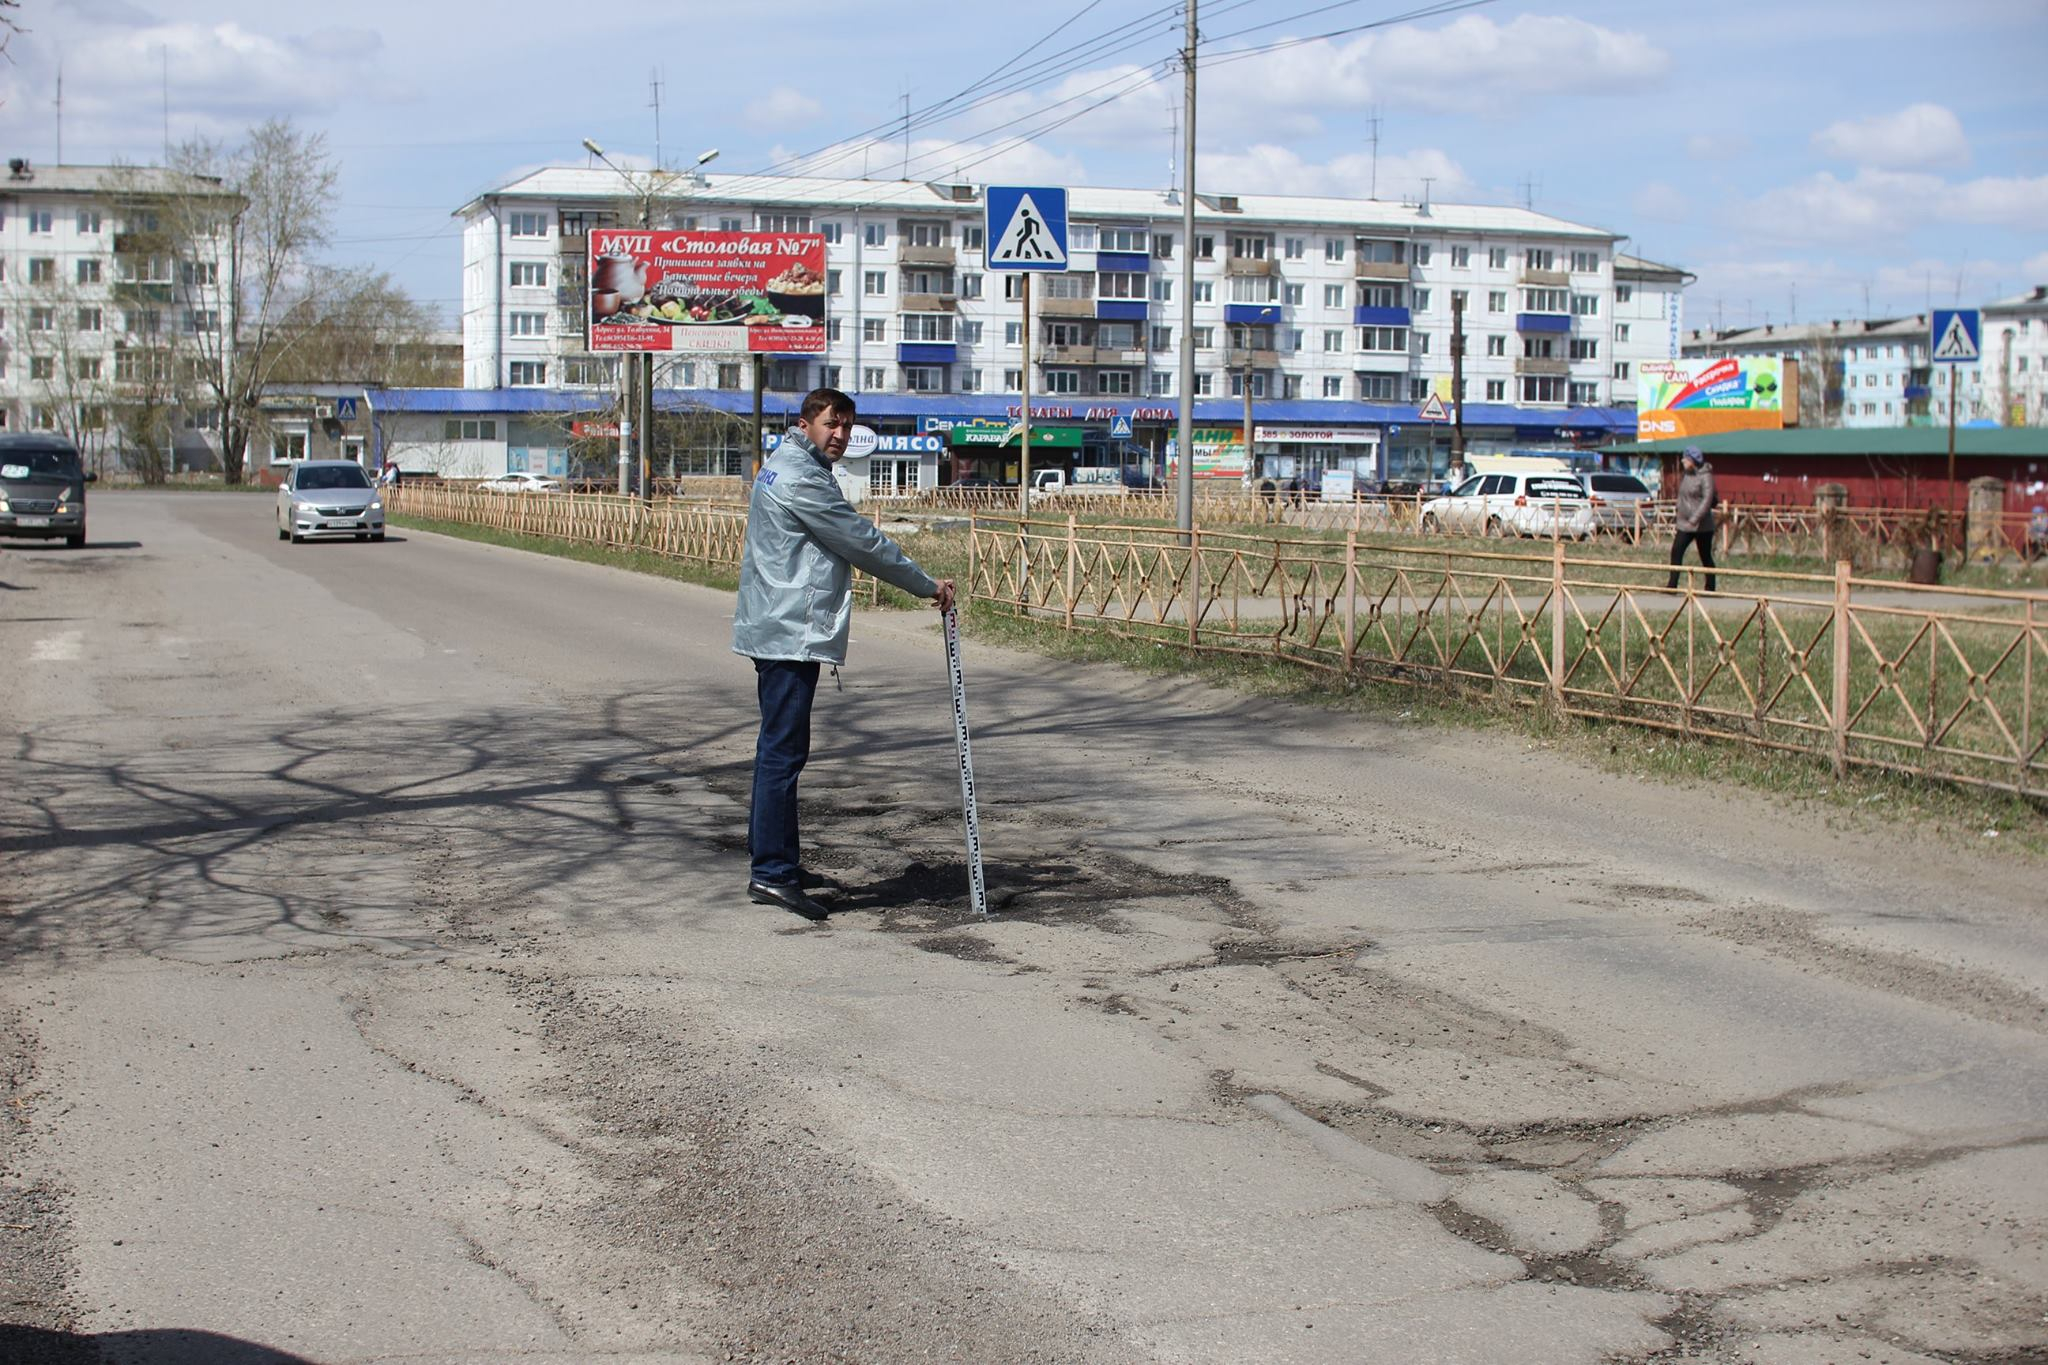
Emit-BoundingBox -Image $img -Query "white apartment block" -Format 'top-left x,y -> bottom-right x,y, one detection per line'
1983,285 -> 2048,429
1609,253 -> 1691,402
0,158 -> 236,468
456,171 -> 1646,416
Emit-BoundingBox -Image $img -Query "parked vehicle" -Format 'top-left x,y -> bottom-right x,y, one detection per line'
1418,471 -> 1595,539
0,435 -> 93,548
477,472 -> 563,494
1031,467 -> 1133,495
1581,471 -> 1658,534
277,461 -> 385,543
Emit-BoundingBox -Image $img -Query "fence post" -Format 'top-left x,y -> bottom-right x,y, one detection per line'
1344,530 -> 1358,671
1831,558 -> 1851,778
967,514 -> 978,605
1188,527 -> 1202,648
1551,538 -> 1567,711
2024,596 -> 2035,796
1064,513 -> 1077,629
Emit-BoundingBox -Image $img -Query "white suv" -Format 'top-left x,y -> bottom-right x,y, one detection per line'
1420,471 -> 1595,540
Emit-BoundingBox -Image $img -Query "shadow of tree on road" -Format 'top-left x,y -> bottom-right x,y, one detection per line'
0,1325 -> 313,1364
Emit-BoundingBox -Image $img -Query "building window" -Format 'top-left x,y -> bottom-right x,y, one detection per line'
903,314 -> 953,342
1409,378 -> 1431,402
1569,338 -> 1599,360
1358,238 -> 1407,265
1570,250 -> 1600,272
77,307 -> 102,332
1487,247 -> 1508,269
718,217 -> 743,233
1193,372 -> 1214,396
821,366 -> 843,388
821,222 -> 843,245
1228,276 -> 1277,303
757,213 -> 812,232
1229,234 -> 1270,260
272,431 -> 309,463
1417,332 -> 1431,354
862,318 -> 887,342
77,259 -> 103,285
1415,244 -> 1433,266
1322,329 -> 1345,353
77,209 -> 104,234
564,357 -> 616,386
960,272 -> 983,300
1358,373 -> 1397,401
1486,379 -> 1506,400
1613,361 -> 1631,380
1195,234 -> 1215,260
1069,224 -> 1097,251
1571,293 -> 1599,317
508,361 -> 546,386
863,222 -> 887,247
1100,271 -> 1146,300
1192,281 -> 1214,304
1358,283 -> 1404,309
1283,283 -> 1304,307
509,311 -> 546,337
509,262 -> 547,287
1520,376 -> 1566,404
27,211 -> 53,234
1323,284 -> 1345,309
1525,248 -> 1556,271
183,308 -> 220,334
1615,323 -> 1632,342
826,269 -> 843,295
1321,376 -> 1343,398
1282,236 -> 1305,260
1041,273 -> 1093,301
29,356 -> 54,380
959,320 -> 983,345
508,212 -> 548,237
1150,278 -> 1174,303
1005,322 -> 1022,346
28,258 -> 55,284
29,307 -> 55,332
903,365 -> 944,392
963,225 -> 984,251
443,419 -> 499,441
1097,370 -> 1134,396
1285,327 -> 1304,351
1357,326 -> 1407,353
1522,287 -> 1569,313
1320,237 -> 1342,262
1150,324 -> 1173,350
1100,225 -> 1149,252
1616,284 -> 1634,303
1003,368 -> 1022,390
1451,245 -> 1471,268
1192,326 -> 1214,350
74,357 -> 102,381
1488,290 -> 1507,314
1044,369 -> 1080,394
863,271 -> 887,296
1570,381 -> 1600,405
1523,336 -> 1558,359
1486,334 -> 1505,357
1150,371 -> 1174,396
1413,288 -> 1432,311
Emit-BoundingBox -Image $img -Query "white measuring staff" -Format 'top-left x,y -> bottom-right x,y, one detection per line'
943,606 -> 989,918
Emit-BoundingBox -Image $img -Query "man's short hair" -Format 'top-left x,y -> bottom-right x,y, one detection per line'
799,387 -> 856,422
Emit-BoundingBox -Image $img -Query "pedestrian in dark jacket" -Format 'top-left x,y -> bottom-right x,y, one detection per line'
1667,446 -> 1718,593
732,387 -> 955,921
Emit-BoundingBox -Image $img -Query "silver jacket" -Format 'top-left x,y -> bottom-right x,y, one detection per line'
731,431 -> 939,664
1675,461 -> 1718,532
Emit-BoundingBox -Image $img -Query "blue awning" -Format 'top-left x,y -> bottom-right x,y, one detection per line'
1095,251 -> 1150,273
1516,313 -> 1572,334
1354,306 -> 1412,327
897,343 -> 958,365
1223,304 -> 1283,325
1096,300 -> 1148,322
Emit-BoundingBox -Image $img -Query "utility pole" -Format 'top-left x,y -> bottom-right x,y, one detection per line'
1241,357 -> 1254,489
1020,274 -> 1034,515
1176,0 -> 1197,535
1450,291 -> 1467,473
751,355 -> 766,479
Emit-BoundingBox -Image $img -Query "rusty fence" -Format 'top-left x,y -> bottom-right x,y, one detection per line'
970,515 -> 2048,797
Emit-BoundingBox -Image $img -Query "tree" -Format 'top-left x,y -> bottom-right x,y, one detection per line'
165,118 -> 341,484
4,269 -> 113,470
263,269 -> 455,389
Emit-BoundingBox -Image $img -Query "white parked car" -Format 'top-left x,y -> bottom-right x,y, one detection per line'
1419,471 -> 1596,540
477,472 -> 563,494
277,460 -> 384,543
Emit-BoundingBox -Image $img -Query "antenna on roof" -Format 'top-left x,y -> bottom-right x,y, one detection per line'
1366,105 -> 1381,201
1518,175 -> 1538,212
54,56 -> 63,165
162,45 -> 170,165
649,68 -> 664,168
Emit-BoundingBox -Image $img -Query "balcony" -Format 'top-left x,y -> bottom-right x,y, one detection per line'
1515,355 -> 1569,377
1040,344 -> 1098,364
1355,255 -> 1411,281
1036,294 -> 1096,318
1354,305 -> 1412,328
1354,349 -> 1410,372
1224,347 -> 1281,369
900,244 -> 956,267
1516,312 -> 1572,334
558,232 -> 588,258
1098,348 -> 1145,367
112,280 -> 175,305
897,342 -> 958,365
1222,303 -> 1282,326
1225,256 -> 1273,277
1519,268 -> 1569,287
901,292 -> 957,312
1095,299 -> 1147,323
1096,251 -> 1149,273
556,286 -> 585,307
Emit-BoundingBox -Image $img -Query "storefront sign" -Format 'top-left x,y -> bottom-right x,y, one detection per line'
1637,358 -> 1783,439
1163,427 -> 1247,479
587,230 -> 826,355
949,421 -> 1083,448
1255,425 -> 1380,445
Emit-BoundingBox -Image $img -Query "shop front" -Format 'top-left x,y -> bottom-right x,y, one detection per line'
935,418 -> 1085,485
1253,423 -> 1382,487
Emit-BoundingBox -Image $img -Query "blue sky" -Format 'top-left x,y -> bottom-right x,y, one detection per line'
5,0 -> 2043,331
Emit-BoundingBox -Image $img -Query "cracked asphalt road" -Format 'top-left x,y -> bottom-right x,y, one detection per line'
3,492 -> 2045,1364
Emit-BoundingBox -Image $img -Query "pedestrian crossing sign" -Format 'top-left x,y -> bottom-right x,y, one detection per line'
1417,392 -> 1450,421
985,186 -> 1069,271
1930,309 -> 1980,364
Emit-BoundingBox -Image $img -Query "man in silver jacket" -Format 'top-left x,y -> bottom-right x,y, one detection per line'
732,387 -> 956,920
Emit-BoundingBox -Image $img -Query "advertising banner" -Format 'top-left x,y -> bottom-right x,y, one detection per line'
1637,358 -> 1784,439
1163,428 -> 1247,479
587,229 -> 826,354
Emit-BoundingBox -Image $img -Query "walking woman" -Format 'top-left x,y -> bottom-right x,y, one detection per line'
1666,445 -> 1718,593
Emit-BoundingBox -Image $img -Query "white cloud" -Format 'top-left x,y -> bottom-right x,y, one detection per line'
1745,168 -> 2048,245
744,87 -> 824,133
1631,182 -> 1690,223
768,136 -> 1088,188
1813,103 -> 1970,171
2023,251 -> 2048,283
1197,145 -> 1473,204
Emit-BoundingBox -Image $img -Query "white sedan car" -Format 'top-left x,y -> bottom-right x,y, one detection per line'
1419,472 -> 1596,540
477,472 -> 563,494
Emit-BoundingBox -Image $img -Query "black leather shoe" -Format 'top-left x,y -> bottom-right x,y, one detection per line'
747,880 -> 830,922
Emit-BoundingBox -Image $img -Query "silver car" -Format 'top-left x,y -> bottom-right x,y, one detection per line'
277,460 -> 385,543
1582,471 -> 1659,536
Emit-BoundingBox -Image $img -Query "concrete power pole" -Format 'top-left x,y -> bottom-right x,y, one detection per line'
1450,291 -> 1467,471
1176,0 -> 1197,535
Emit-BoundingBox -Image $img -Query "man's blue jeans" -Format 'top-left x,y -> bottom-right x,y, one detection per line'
748,658 -> 820,886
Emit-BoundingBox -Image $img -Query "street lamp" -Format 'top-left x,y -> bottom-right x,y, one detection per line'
580,140 -> 720,498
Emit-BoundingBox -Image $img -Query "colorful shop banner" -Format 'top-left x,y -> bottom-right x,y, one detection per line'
587,230 -> 826,354
946,419 -> 1083,448
1163,427 -> 1247,479
1637,358 -> 1784,439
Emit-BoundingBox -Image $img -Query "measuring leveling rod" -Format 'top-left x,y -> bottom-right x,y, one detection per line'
943,607 -> 989,918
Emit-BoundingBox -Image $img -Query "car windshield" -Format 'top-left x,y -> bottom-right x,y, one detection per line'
0,449 -> 83,480
1526,479 -> 1586,499
297,466 -> 371,491
1590,474 -> 1650,494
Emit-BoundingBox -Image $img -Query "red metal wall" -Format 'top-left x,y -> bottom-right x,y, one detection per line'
1659,454 -> 2048,515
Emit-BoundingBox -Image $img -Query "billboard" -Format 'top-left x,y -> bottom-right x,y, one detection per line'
1637,357 -> 1783,439
1163,428 -> 1247,479
587,229 -> 826,354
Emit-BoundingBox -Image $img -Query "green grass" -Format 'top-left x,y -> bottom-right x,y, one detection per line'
395,508 -> 2048,859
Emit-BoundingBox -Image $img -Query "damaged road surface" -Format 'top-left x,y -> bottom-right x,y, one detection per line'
4,493 -> 2046,1364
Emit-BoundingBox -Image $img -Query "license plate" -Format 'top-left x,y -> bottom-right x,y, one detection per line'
16,516 -> 51,527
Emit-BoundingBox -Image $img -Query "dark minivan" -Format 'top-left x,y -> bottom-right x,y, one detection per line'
0,434 -> 94,548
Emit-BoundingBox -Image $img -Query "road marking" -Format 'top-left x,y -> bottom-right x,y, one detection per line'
31,631 -> 82,662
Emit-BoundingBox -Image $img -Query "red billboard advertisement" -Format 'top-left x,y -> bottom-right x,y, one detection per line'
587,229 -> 826,354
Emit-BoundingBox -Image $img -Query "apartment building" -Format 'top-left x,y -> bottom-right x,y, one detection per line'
1683,315 -> 1965,429
1983,285 -> 2048,429
454,172 -> 1658,481
1609,254 -> 1692,403
0,158 -> 238,470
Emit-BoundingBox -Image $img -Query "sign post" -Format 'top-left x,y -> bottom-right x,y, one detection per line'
942,607 -> 988,919
1931,308 -> 1981,510
985,186 -> 1069,517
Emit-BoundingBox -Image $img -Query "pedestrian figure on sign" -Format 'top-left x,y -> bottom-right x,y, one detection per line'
1666,445 -> 1718,593
1014,205 -> 1048,260
732,387 -> 956,922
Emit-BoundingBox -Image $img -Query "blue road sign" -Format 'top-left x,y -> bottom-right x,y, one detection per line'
1109,415 -> 1133,440
985,186 -> 1069,272
1930,309 -> 1981,364
335,396 -> 359,421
